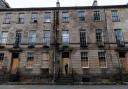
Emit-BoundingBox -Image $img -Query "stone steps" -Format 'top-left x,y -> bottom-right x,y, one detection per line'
56,75 -> 74,84
0,74 -> 9,83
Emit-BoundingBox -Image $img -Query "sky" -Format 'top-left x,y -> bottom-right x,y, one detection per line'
6,0 -> 128,8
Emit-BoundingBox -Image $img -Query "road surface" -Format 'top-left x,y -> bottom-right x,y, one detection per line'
0,85 -> 128,89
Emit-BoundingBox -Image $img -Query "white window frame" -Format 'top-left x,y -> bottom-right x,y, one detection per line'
98,52 -> 107,68
4,13 -> 11,24
62,11 -> 69,22
44,12 -> 51,22
28,31 -> 36,46
31,13 -> 38,23
62,31 -> 69,46
43,31 -> 50,47
111,10 -> 120,22
1,31 -> 8,46
18,13 -> 24,24
94,11 -> 101,21
80,29 -> 88,47
81,52 -> 89,68
78,11 -> 85,21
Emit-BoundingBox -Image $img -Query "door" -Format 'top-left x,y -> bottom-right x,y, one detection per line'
62,58 -> 69,75
11,53 -> 19,74
62,52 -> 70,75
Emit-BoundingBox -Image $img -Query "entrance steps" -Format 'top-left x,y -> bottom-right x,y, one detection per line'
56,75 -> 74,84
0,74 -> 9,83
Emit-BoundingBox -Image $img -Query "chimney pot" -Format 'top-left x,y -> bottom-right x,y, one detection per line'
92,0 -> 98,6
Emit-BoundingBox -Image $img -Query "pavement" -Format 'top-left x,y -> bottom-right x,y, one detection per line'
0,85 -> 128,89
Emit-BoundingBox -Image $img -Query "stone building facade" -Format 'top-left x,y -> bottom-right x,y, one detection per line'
0,1 -> 128,83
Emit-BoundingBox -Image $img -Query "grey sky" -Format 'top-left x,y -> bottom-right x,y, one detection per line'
6,0 -> 128,8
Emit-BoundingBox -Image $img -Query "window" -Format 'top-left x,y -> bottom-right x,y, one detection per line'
94,11 -> 101,21
1,31 -> 8,45
80,29 -> 87,47
96,29 -> 104,47
81,52 -> 89,68
28,31 -> 36,48
119,52 -> 125,58
31,13 -> 37,23
43,31 -> 50,47
81,52 -> 88,60
18,13 -> 24,24
26,52 -> 34,68
62,31 -> 69,46
115,29 -> 125,47
44,12 -> 51,22
62,11 -> 69,22
13,31 -> 22,48
27,52 -> 34,61
4,13 -> 11,24
98,52 -> 106,60
0,53 -> 4,61
111,10 -> 120,22
98,52 -> 107,68
78,11 -> 85,21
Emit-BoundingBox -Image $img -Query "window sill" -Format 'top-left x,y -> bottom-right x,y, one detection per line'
94,20 -> 102,22
16,23 -> 24,24
79,21 -> 85,23
0,45 -> 5,49
62,22 -> 69,23
82,67 -> 89,68
25,67 -> 33,69
28,46 -> 35,48
3,23 -> 11,24
30,22 -> 38,24
100,67 -> 107,69
43,22 -> 51,23
112,20 -> 120,22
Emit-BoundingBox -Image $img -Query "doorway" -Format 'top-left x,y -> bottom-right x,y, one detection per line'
10,53 -> 19,74
62,52 -> 70,75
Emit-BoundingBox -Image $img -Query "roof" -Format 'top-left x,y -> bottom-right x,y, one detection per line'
1,0 -> 10,8
0,4 -> 127,11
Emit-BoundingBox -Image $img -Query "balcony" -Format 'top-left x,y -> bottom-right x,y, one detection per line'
9,48 -> 22,52
59,46 -> 73,52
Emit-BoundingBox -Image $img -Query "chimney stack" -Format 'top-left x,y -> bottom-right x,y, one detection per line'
92,0 -> 98,6
56,0 -> 60,7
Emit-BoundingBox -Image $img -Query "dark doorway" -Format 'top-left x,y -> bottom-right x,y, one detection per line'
82,77 -> 90,82
10,53 -> 20,82
62,52 -> 69,58
12,53 -> 19,58
41,68 -> 49,78
119,52 -> 126,58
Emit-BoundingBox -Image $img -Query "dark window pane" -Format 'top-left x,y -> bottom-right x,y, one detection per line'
119,52 -> 125,58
